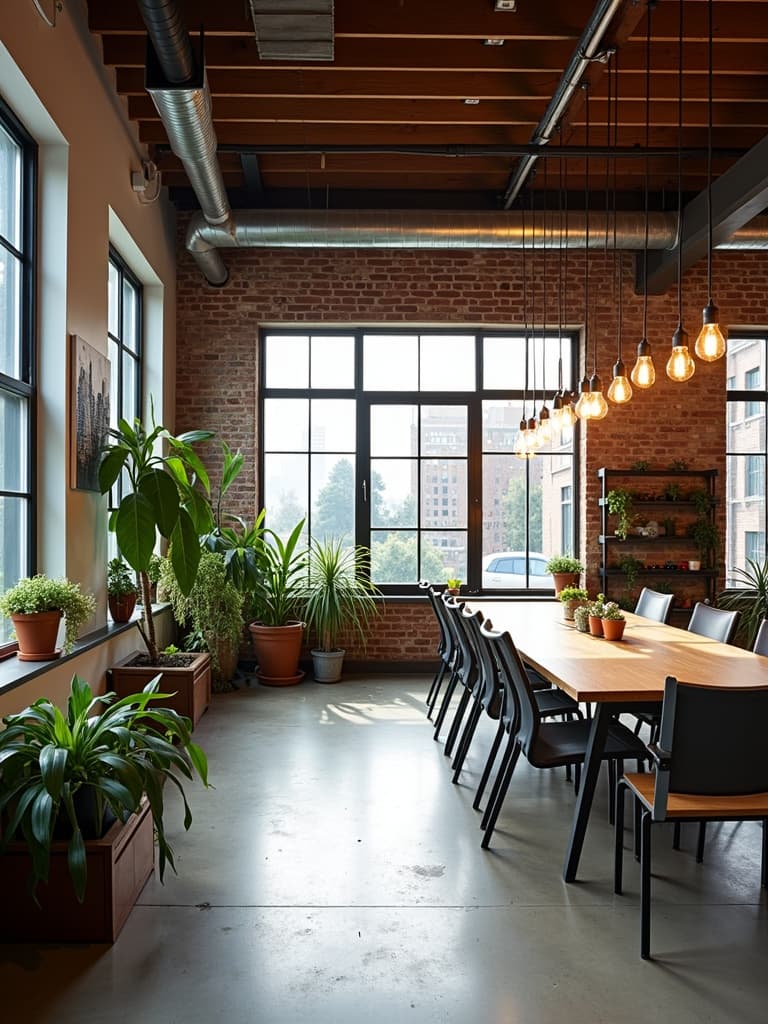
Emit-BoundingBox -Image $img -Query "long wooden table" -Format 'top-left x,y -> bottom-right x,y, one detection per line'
469,600 -> 768,882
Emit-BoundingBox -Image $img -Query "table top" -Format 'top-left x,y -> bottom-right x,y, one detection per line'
468,600 -> 768,703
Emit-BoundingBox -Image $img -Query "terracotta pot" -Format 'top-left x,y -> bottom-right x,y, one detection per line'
108,593 -> 137,623
552,572 -> 580,596
588,615 -> 604,637
11,611 -> 62,661
249,621 -> 305,686
602,617 -> 626,641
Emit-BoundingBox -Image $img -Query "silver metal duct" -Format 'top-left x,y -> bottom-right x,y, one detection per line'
185,209 -> 768,259
137,0 -> 231,286
249,1 -> 334,62
502,0 -> 624,208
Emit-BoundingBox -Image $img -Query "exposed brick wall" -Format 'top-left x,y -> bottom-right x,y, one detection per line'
175,215 -> 766,658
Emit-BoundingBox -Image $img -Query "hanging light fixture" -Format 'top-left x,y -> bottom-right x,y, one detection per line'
666,0 -> 696,383
576,84 -> 594,421
515,200 -> 536,459
537,161 -> 553,445
556,140 -> 578,431
586,62 -> 612,423
694,0 -> 727,362
631,4 -> 657,390
607,52 -> 632,405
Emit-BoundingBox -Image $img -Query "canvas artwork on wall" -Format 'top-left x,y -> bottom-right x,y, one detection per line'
71,334 -> 110,491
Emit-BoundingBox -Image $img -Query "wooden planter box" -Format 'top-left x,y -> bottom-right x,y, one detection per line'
109,650 -> 211,727
0,801 -> 154,943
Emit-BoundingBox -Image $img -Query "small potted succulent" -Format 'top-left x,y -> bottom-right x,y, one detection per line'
0,575 -> 96,661
588,593 -> 607,637
558,585 -> 589,622
107,558 -> 138,623
573,604 -> 591,633
446,577 -> 462,596
601,601 -> 626,641
544,555 -> 584,596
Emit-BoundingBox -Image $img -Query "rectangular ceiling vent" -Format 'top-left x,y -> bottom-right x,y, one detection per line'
249,1 -> 334,62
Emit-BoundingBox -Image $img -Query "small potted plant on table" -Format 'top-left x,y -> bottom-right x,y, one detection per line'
558,586 -> 589,622
0,575 -> 95,661
601,601 -> 626,641
107,558 -> 138,623
545,555 -> 584,596
588,593 -> 607,636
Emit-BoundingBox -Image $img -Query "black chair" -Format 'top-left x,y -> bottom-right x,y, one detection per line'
479,623 -> 649,850
634,587 -> 675,624
432,597 -> 479,756
688,602 -> 740,645
615,675 -> 768,959
753,618 -> 768,656
420,582 -> 455,719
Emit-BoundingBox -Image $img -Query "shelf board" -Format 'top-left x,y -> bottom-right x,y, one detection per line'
598,534 -> 696,544
599,568 -> 716,577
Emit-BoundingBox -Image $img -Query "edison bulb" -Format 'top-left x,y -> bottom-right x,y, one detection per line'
607,360 -> 633,404
538,407 -> 553,445
559,400 -> 578,429
588,374 -> 609,420
694,304 -> 726,361
666,327 -> 696,382
630,339 -> 656,389
574,377 -> 591,420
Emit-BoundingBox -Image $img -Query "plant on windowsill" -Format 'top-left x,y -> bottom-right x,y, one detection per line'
107,558 -> 138,623
600,601 -> 626,641
717,558 -> 768,649
544,555 -> 585,595
0,673 -> 209,942
558,586 -> 589,622
606,489 -> 634,541
0,575 -> 96,662
446,577 -> 462,596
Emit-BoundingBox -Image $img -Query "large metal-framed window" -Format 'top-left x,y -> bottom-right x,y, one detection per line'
726,334 -> 767,584
106,248 -> 142,555
0,100 -> 36,654
260,328 -> 578,594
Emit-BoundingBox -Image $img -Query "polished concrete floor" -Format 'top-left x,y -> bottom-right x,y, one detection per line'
2,674 -> 768,1023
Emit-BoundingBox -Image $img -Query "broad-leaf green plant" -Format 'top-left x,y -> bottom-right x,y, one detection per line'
0,674 -> 209,904
718,558 -> 768,649
250,519 -> 308,627
99,413 -> 215,662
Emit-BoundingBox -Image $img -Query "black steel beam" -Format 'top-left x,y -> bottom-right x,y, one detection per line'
240,153 -> 264,204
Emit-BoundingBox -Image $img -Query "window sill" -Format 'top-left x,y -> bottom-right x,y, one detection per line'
0,605 -> 170,698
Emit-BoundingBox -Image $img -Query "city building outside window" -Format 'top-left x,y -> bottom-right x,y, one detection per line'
261,329 -> 577,593
0,101 -> 36,653
745,531 -> 765,567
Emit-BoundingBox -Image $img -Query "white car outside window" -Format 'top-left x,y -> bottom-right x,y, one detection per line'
481,552 -> 551,590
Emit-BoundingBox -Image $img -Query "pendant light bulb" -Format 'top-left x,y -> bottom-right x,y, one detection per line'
514,417 -> 529,459
537,405 -> 553,445
607,359 -> 633,404
694,302 -> 727,361
666,325 -> 696,382
588,373 -> 609,420
630,339 -> 656,389
574,376 -> 592,420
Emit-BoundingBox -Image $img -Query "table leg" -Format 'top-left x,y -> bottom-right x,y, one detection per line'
563,702 -> 615,882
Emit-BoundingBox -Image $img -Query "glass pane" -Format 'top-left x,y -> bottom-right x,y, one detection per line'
420,459 -> 467,529
108,260 -> 120,339
483,336 -> 526,390
263,453 -> 308,539
311,399 -> 355,452
0,496 -> 28,635
420,335 -> 475,391
363,335 -> 418,391
108,339 -> 119,428
727,401 -> 765,454
311,454 -> 355,542
123,279 -> 140,353
481,455 -> 549,589
265,335 -> 309,388
483,401 -> 522,452
371,405 -> 417,457
122,352 -> 137,423
0,247 -> 21,377
370,459 -> 417,528
0,389 -> 27,490
726,454 -> 766,585
421,406 -> 467,456
311,335 -> 354,389
0,125 -> 21,250
371,530 -> 417,584
421,531 -> 467,585
264,398 -> 308,452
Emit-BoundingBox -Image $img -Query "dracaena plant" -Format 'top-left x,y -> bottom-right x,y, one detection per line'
99,414 -> 215,662
0,674 -> 209,905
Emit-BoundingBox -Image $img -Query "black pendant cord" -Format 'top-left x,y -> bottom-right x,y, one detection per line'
542,158 -> 548,400
521,199 -> 528,420
676,0 -> 684,331
613,54 -> 623,359
530,187 -> 538,415
706,0 -> 713,303
558,145 -> 565,392
584,84 -> 591,374
642,3 -> 653,343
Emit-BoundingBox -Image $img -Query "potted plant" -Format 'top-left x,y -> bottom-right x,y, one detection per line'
99,413 -> 215,724
446,577 -> 462,596
718,558 -> 768,649
573,604 -> 591,633
558,586 -> 589,622
587,593 -> 607,636
600,601 -> 626,641
302,538 -> 380,683
107,558 -> 138,623
0,575 -> 96,661
160,551 -> 244,692
248,518 -> 309,686
606,488 -> 634,541
0,673 -> 209,942
544,555 -> 584,595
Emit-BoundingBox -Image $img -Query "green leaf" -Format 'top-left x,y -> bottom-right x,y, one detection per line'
175,429 -> 215,445
98,447 -> 128,493
139,469 -> 180,538
39,746 -> 68,799
179,447 -> 211,494
184,487 -> 214,536
220,444 -> 244,495
68,828 -> 88,903
170,508 -> 202,595
115,493 -> 158,572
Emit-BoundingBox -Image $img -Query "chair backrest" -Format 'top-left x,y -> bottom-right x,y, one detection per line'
444,597 -> 478,690
482,623 -> 541,753
634,587 -> 675,624
463,609 -> 501,716
753,618 -> 768,656
653,676 -> 768,818
687,602 -> 740,645
420,582 -> 450,660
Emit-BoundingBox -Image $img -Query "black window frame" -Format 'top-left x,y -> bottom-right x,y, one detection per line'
0,98 -> 36,658
107,246 -> 142,514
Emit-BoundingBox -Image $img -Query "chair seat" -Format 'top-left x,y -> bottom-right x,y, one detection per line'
530,719 -> 647,770
534,688 -> 580,717
624,772 -> 768,819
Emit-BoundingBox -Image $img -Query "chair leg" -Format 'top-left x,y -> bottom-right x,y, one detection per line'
614,779 -> 627,894
444,687 -> 471,758
634,798 -> 641,860
473,718 -> 504,811
481,742 -> 522,850
762,820 -> 768,888
696,821 -> 707,864
426,660 -> 448,719
480,734 -> 517,831
672,821 -> 682,850
451,698 -> 482,782
432,673 -> 458,741
573,762 -> 581,794
640,810 -> 653,960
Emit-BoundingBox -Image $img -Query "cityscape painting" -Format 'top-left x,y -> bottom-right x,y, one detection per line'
71,334 -> 110,491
